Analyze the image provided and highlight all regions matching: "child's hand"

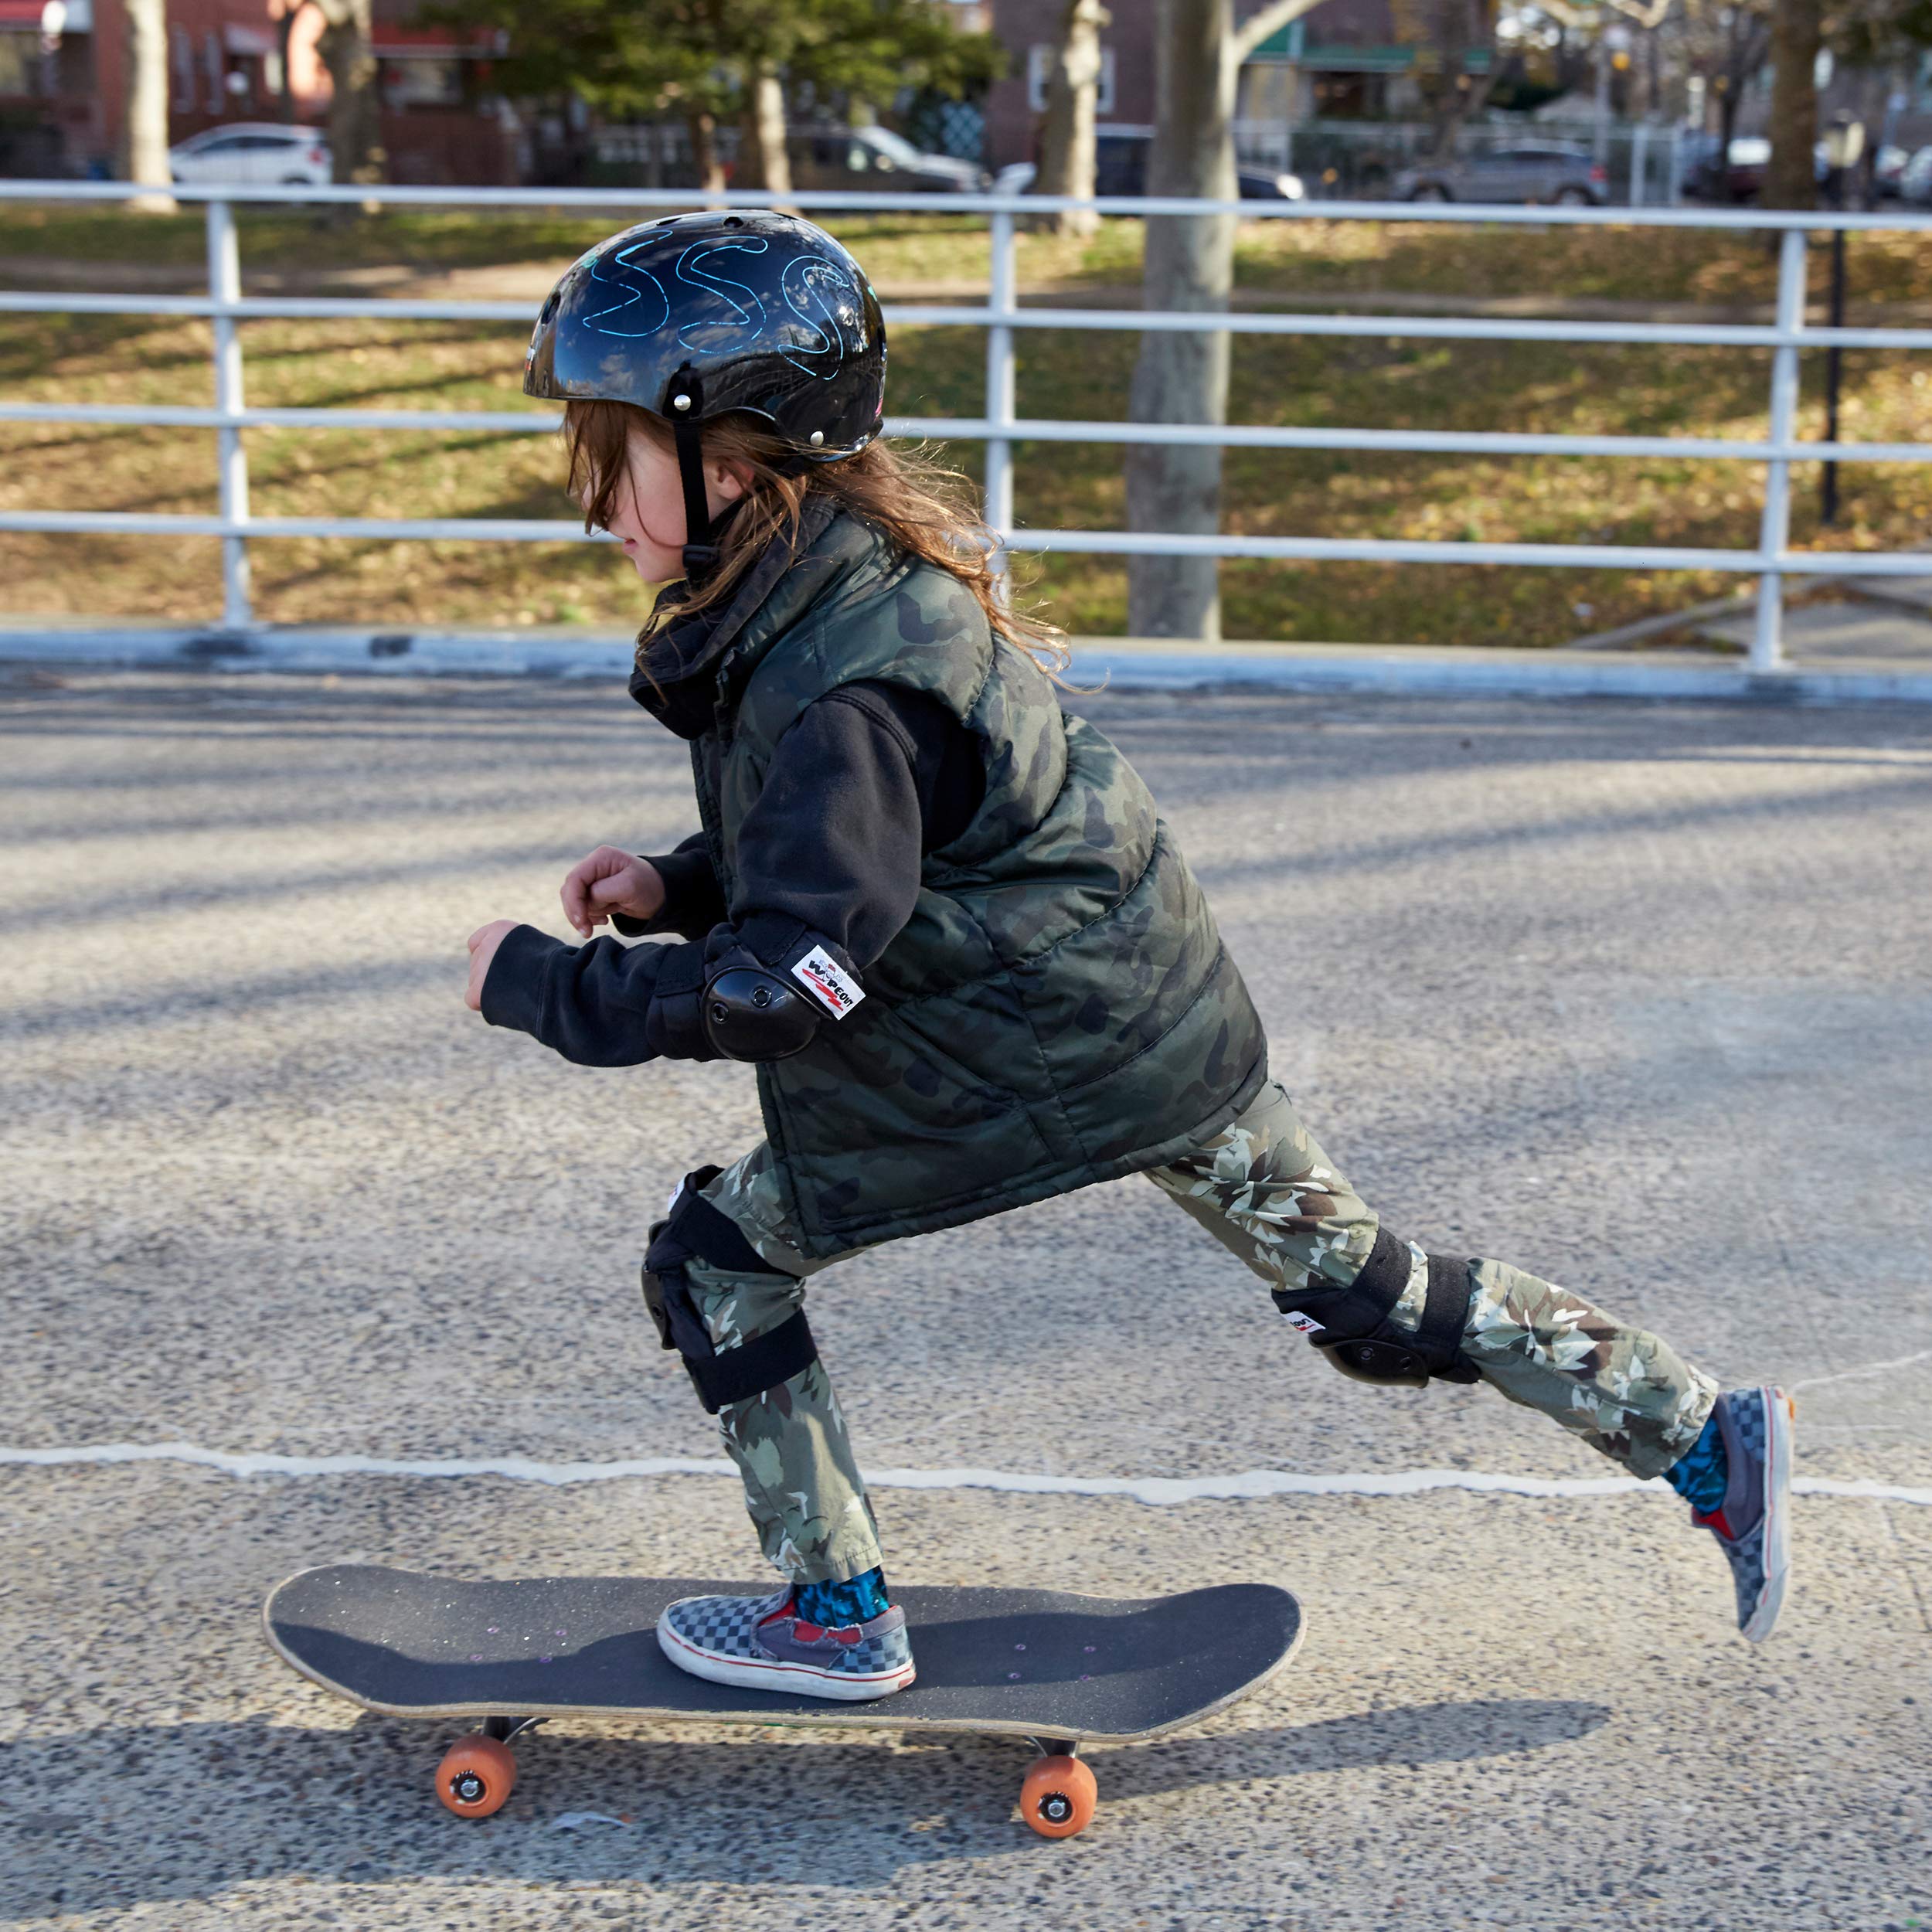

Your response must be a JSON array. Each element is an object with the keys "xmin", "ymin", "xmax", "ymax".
[
  {"xmin": 464, "ymin": 919, "xmax": 517, "ymax": 1012},
  {"xmin": 560, "ymin": 846, "xmax": 666, "ymax": 938}
]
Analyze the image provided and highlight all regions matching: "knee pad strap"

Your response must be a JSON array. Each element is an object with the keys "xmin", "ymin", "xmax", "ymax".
[
  {"xmin": 641, "ymin": 1167, "xmax": 815, "ymax": 1414},
  {"xmin": 1273, "ymin": 1229, "xmax": 1479, "ymax": 1389}
]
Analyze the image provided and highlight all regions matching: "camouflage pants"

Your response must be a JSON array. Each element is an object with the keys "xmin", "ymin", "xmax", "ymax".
[{"xmin": 678, "ymin": 1076, "xmax": 1719, "ymax": 1587}]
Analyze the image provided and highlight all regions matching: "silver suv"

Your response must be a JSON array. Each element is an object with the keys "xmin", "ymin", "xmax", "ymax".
[{"xmin": 1393, "ymin": 142, "xmax": 1606, "ymax": 206}]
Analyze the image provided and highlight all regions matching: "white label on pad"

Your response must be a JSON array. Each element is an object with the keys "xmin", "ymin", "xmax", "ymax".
[{"xmin": 791, "ymin": 945, "xmax": 866, "ymax": 1020}]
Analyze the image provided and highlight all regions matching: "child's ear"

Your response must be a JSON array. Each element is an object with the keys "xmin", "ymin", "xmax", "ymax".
[{"xmin": 710, "ymin": 459, "xmax": 750, "ymax": 506}]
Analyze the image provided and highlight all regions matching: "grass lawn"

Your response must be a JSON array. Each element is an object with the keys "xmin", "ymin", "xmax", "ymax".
[{"xmin": 1, "ymin": 209, "xmax": 1927, "ymax": 644}]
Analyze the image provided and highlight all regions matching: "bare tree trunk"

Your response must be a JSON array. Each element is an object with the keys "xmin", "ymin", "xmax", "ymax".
[
  {"xmin": 1393, "ymin": 0, "xmax": 1498, "ymax": 164},
  {"xmin": 1125, "ymin": 0, "xmax": 1236, "ymax": 641},
  {"xmin": 740, "ymin": 64, "xmax": 793, "ymax": 198},
  {"xmin": 1031, "ymin": 0, "xmax": 1108, "ymax": 238},
  {"xmin": 1121, "ymin": 0, "xmax": 1323, "ymax": 639},
  {"xmin": 1765, "ymin": 0, "xmax": 1819, "ymax": 209},
  {"xmin": 316, "ymin": 0, "xmax": 386, "ymax": 195},
  {"xmin": 122, "ymin": 0, "xmax": 175, "ymax": 213},
  {"xmin": 1716, "ymin": 80, "xmax": 1739, "ymax": 195},
  {"xmin": 688, "ymin": 107, "xmax": 725, "ymax": 195},
  {"xmin": 276, "ymin": 6, "xmax": 298, "ymax": 125}
]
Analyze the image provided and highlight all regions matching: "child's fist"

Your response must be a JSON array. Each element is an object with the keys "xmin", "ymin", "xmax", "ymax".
[
  {"xmin": 560, "ymin": 846, "xmax": 666, "ymax": 938},
  {"xmin": 465, "ymin": 919, "xmax": 517, "ymax": 1012}
]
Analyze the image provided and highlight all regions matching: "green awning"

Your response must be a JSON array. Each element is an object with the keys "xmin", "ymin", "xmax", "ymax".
[{"xmin": 1246, "ymin": 36, "xmax": 1492, "ymax": 74}]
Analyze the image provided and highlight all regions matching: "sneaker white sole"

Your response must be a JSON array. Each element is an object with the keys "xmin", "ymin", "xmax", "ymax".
[
  {"xmin": 655, "ymin": 1616, "xmax": 916, "ymax": 1702},
  {"xmin": 1741, "ymin": 1384, "xmax": 1793, "ymax": 1644}
]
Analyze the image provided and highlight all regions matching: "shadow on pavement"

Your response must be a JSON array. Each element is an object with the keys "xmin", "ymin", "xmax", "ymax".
[{"xmin": 0, "ymin": 1696, "xmax": 1607, "ymax": 1917}]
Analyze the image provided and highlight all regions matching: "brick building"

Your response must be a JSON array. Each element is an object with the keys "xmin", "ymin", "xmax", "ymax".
[
  {"xmin": 0, "ymin": 0, "xmax": 513, "ymax": 180},
  {"xmin": 980, "ymin": 0, "xmax": 1430, "ymax": 172}
]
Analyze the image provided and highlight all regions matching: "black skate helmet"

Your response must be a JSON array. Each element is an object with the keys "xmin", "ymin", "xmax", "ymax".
[{"xmin": 524, "ymin": 209, "xmax": 887, "ymax": 579}]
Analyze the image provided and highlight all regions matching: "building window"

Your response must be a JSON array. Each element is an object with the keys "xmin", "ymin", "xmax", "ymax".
[
  {"xmin": 202, "ymin": 28, "xmax": 222, "ymax": 113},
  {"xmin": 379, "ymin": 55, "xmax": 465, "ymax": 107},
  {"xmin": 1026, "ymin": 43, "xmax": 1115, "ymax": 116},
  {"xmin": 0, "ymin": 33, "xmax": 37, "ymax": 94},
  {"xmin": 170, "ymin": 24, "xmax": 192, "ymax": 107}
]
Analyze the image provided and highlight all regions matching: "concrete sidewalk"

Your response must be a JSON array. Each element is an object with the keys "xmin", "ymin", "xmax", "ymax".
[
  {"xmin": 1694, "ymin": 570, "xmax": 1932, "ymax": 671},
  {"xmin": 9, "ymin": 617, "xmax": 1932, "ymax": 705}
]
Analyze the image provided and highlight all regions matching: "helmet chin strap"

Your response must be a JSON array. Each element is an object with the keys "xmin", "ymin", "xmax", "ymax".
[{"xmin": 665, "ymin": 371, "xmax": 717, "ymax": 583}]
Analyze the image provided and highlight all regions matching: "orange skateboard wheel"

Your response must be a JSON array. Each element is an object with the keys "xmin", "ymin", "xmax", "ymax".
[
  {"xmin": 435, "ymin": 1733, "xmax": 516, "ymax": 1818},
  {"xmin": 1020, "ymin": 1753, "xmax": 1097, "ymax": 1838}
]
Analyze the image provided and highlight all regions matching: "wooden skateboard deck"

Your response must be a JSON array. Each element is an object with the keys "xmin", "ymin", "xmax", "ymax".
[{"xmin": 264, "ymin": 1565, "xmax": 1304, "ymax": 1836}]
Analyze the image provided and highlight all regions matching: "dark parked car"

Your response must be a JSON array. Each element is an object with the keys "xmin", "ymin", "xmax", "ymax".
[{"xmin": 995, "ymin": 128, "xmax": 1304, "ymax": 202}]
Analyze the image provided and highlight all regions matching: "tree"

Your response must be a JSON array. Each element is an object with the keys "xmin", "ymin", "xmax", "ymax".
[
  {"xmin": 1765, "ymin": 0, "xmax": 1821, "ymax": 208},
  {"xmin": 433, "ymin": 0, "xmax": 1000, "ymax": 195},
  {"xmin": 314, "ymin": 0, "xmax": 387, "ymax": 188},
  {"xmin": 1030, "ymin": 0, "xmax": 1110, "ymax": 237},
  {"xmin": 741, "ymin": 61, "xmax": 792, "ymax": 196},
  {"xmin": 1672, "ymin": 0, "xmax": 1774, "ymax": 163},
  {"xmin": 1124, "ymin": 0, "xmax": 1323, "ymax": 643},
  {"xmin": 1827, "ymin": 0, "xmax": 1932, "ymax": 64},
  {"xmin": 122, "ymin": 0, "xmax": 175, "ymax": 210},
  {"xmin": 1389, "ymin": 0, "xmax": 1508, "ymax": 161}
]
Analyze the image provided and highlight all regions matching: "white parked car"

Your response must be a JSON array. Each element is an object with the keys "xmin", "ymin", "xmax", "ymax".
[{"xmin": 169, "ymin": 124, "xmax": 333, "ymax": 188}]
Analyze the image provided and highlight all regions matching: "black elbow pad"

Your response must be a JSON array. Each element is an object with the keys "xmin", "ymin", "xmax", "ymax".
[{"xmin": 702, "ymin": 964, "xmax": 821, "ymax": 1061}]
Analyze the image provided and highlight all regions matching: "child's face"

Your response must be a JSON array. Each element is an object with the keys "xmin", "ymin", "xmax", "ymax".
[{"xmin": 593, "ymin": 427, "xmax": 748, "ymax": 584}]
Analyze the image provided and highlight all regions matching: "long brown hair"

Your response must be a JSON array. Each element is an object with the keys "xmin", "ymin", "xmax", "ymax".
[{"xmin": 563, "ymin": 399, "xmax": 1070, "ymax": 681}]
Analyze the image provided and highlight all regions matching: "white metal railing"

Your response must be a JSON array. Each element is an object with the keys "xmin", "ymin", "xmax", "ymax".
[{"xmin": 2, "ymin": 178, "xmax": 1931, "ymax": 668}]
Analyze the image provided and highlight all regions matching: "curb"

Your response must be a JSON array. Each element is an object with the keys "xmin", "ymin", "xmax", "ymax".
[{"xmin": 7, "ymin": 623, "xmax": 1932, "ymax": 707}]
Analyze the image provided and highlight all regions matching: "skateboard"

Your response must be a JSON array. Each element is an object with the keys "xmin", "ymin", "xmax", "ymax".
[{"xmin": 264, "ymin": 1565, "xmax": 1304, "ymax": 1837}]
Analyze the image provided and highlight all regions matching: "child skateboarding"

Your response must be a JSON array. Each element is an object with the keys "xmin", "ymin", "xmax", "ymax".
[{"xmin": 464, "ymin": 211, "xmax": 1792, "ymax": 1702}]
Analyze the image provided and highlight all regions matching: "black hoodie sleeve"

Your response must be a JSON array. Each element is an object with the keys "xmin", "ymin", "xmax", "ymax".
[
  {"xmin": 611, "ymin": 832, "xmax": 727, "ymax": 942},
  {"xmin": 479, "ymin": 918, "xmax": 716, "ymax": 1067},
  {"xmin": 478, "ymin": 683, "xmax": 971, "ymax": 1067}
]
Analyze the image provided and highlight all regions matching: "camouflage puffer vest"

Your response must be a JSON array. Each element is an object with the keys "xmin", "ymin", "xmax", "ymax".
[{"xmin": 689, "ymin": 509, "xmax": 1268, "ymax": 1260}]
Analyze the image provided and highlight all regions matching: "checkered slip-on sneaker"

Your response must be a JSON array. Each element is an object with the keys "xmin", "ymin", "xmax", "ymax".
[
  {"xmin": 657, "ymin": 1588, "xmax": 917, "ymax": 1701},
  {"xmin": 1694, "ymin": 1386, "xmax": 1794, "ymax": 1643}
]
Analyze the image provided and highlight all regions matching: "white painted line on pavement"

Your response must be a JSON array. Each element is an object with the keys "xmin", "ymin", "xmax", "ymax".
[
  {"xmin": 1789, "ymin": 1349, "xmax": 1932, "ymax": 1393},
  {"xmin": 2, "ymin": 1440, "xmax": 1929, "ymax": 1506}
]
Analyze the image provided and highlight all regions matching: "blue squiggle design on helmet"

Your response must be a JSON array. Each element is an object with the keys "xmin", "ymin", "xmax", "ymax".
[
  {"xmin": 580, "ymin": 238, "xmax": 671, "ymax": 339},
  {"xmin": 675, "ymin": 236, "xmax": 770, "ymax": 349},
  {"xmin": 777, "ymin": 257, "xmax": 858, "ymax": 381}
]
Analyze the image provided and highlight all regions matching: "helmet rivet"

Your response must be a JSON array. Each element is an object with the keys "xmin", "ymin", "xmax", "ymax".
[
  {"xmin": 672, "ymin": 393, "xmax": 692, "ymax": 412},
  {"xmin": 808, "ymin": 430, "xmax": 825, "ymax": 447}
]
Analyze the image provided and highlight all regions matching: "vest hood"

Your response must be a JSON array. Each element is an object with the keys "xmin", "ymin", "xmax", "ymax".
[{"xmin": 630, "ymin": 493, "xmax": 852, "ymax": 731}]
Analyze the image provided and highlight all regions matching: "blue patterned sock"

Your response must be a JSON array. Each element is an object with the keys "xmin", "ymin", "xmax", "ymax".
[
  {"xmin": 794, "ymin": 1567, "xmax": 890, "ymax": 1628},
  {"xmin": 1664, "ymin": 1407, "xmax": 1729, "ymax": 1514}
]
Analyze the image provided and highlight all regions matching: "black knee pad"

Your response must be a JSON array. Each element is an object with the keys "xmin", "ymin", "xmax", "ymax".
[
  {"xmin": 640, "ymin": 1165, "xmax": 818, "ymax": 1415},
  {"xmin": 1271, "ymin": 1228, "xmax": 1480, "ymax": 1389}
]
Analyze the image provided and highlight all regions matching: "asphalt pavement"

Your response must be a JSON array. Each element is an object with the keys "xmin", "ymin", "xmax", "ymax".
[{"xmin": 3, "ymin": 666, "xmax": 1930, "ymax": 1930}]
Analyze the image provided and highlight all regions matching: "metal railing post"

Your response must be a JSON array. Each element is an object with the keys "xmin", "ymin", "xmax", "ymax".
[
  {"xmin": 206, "ymin": 196, "xmax": 252, "ymax": 630},
  {"xmin": 983, "ymin": 206, "xmax": 1016, "ymax": 595},
  {"xmin": 1750, "ymin": 226, "xmax": 1808, "ymax": 674}
]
